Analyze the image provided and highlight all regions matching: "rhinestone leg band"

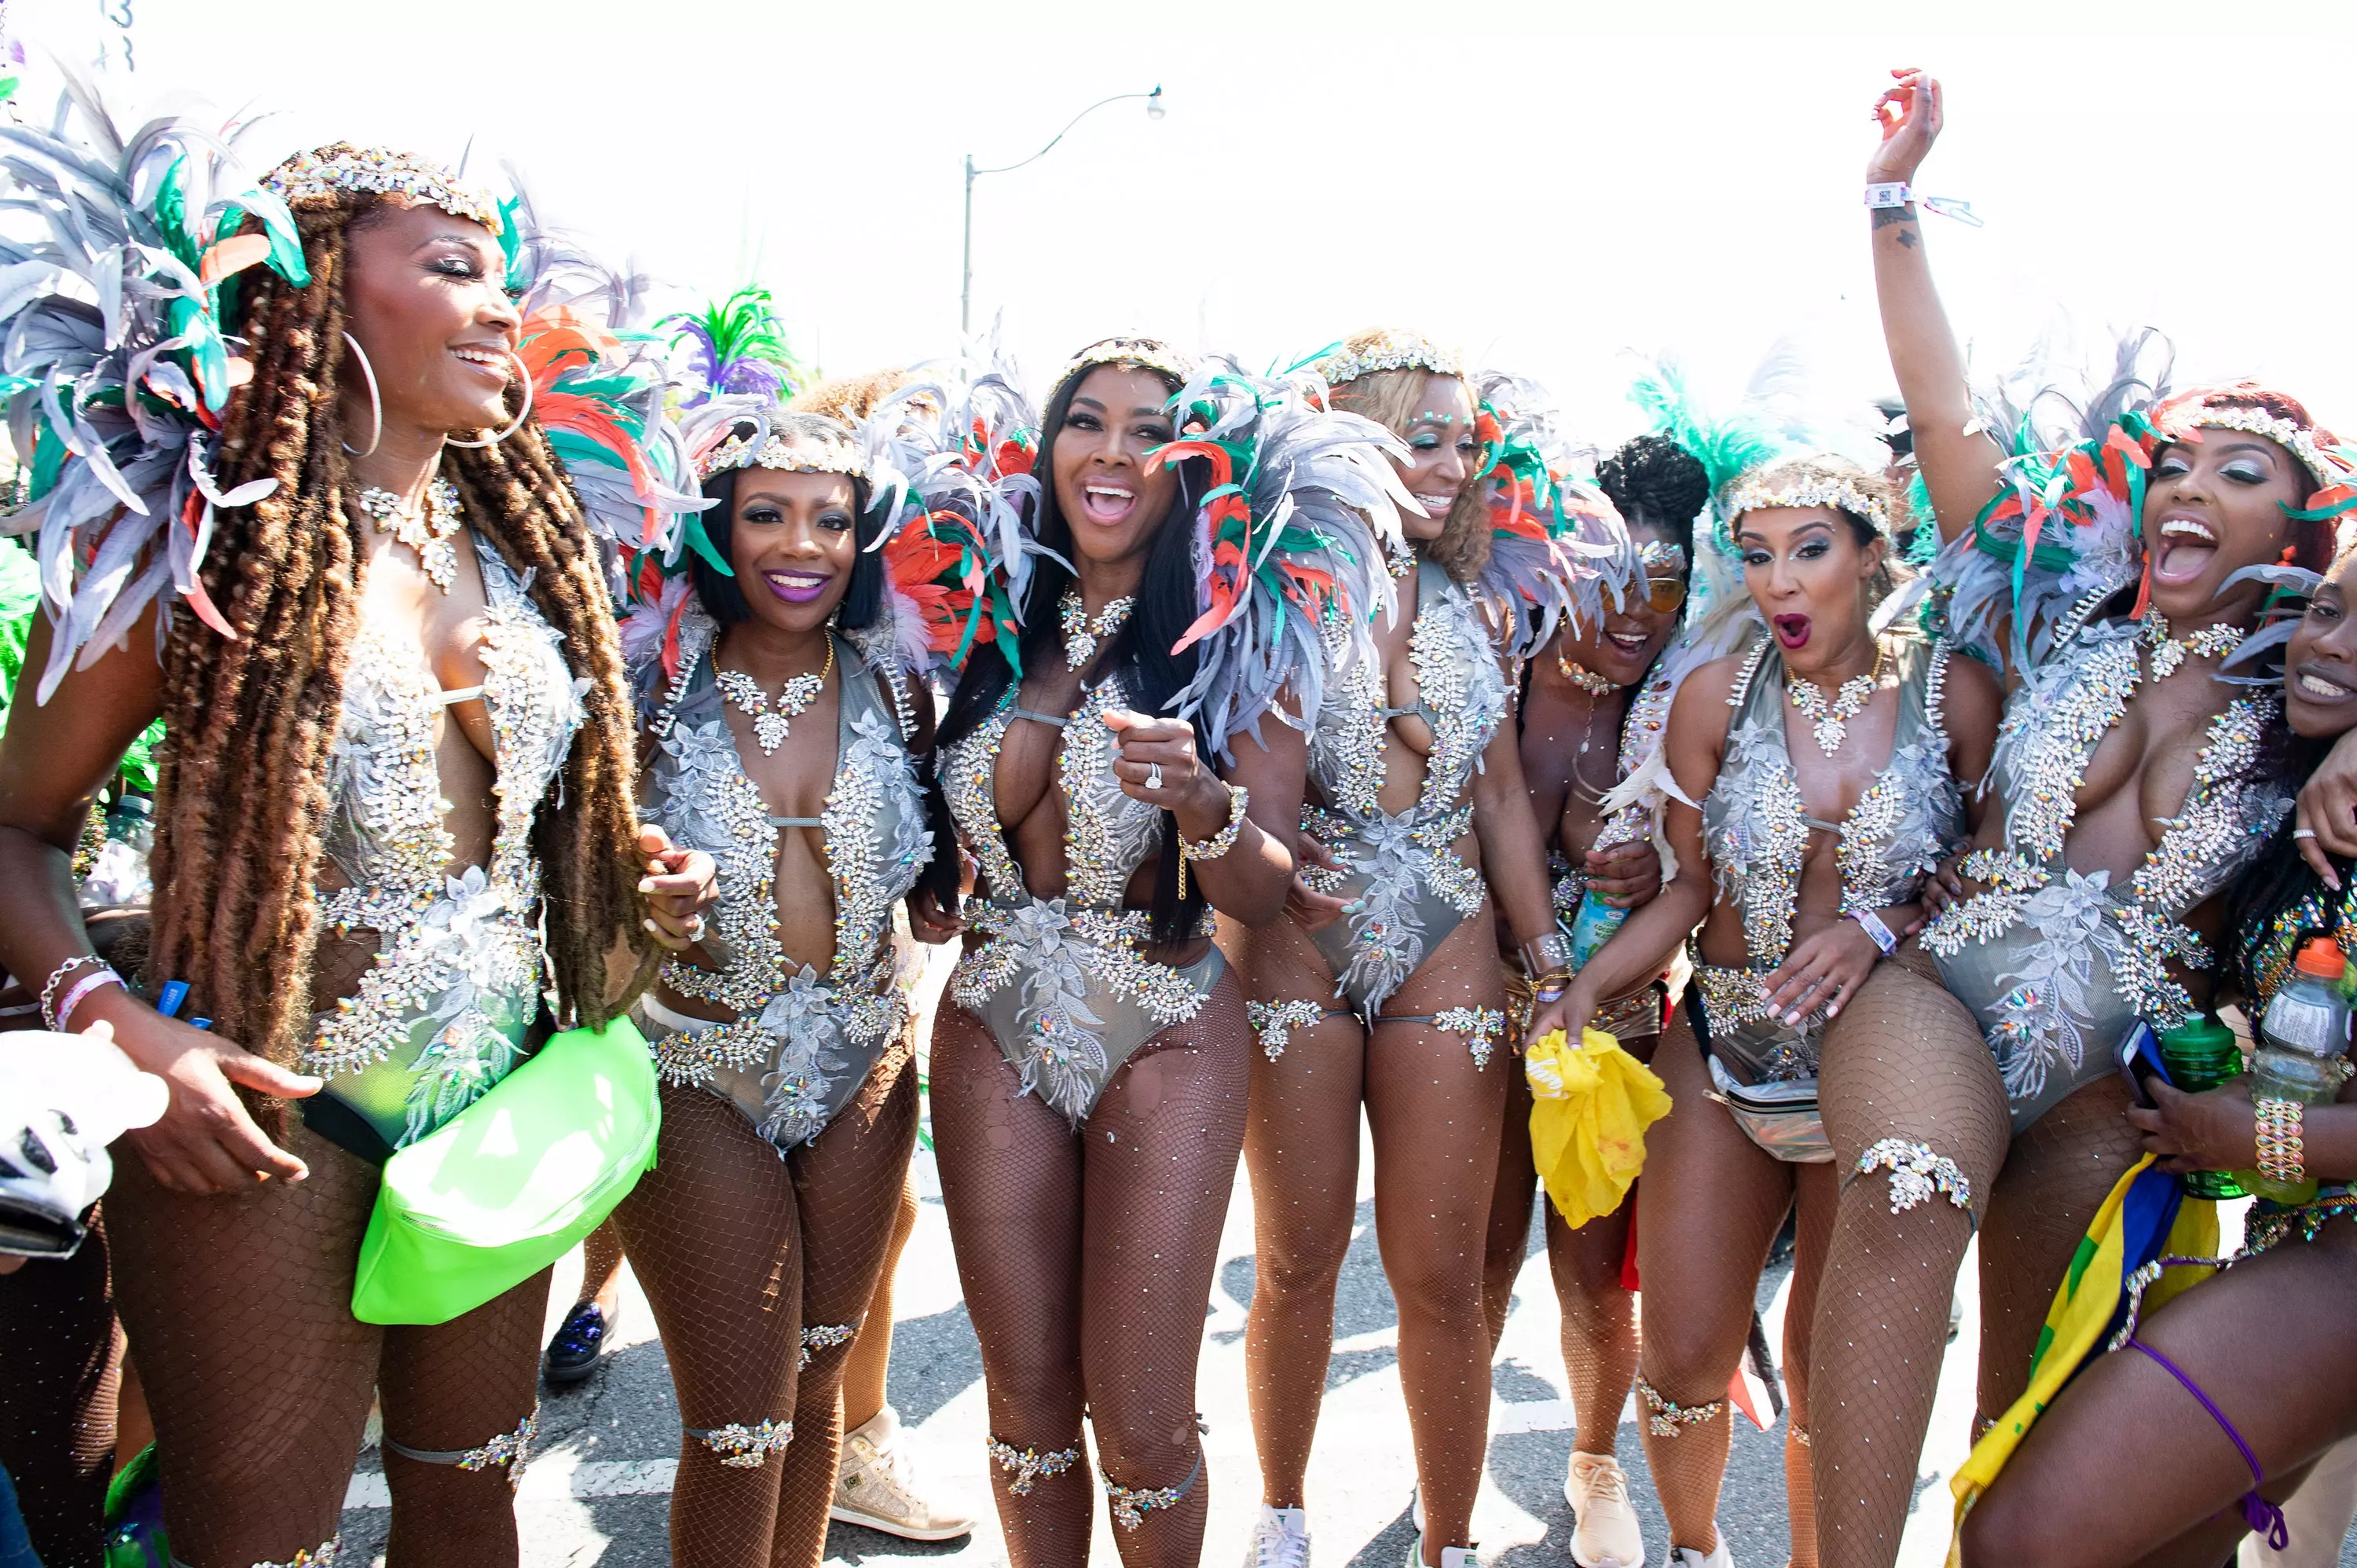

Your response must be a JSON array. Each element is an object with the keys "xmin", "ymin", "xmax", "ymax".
[
  {"xmin": 1638, "ymin": 1375, "xmax": 1725, "ymax": 1438},
  {"xmin": 175, "ymin": 1540, "xmax": 341, "ymax": 1568},
  {"xmin": 1105, "ymin": 1453, "xmax": 1203, "ymax": 1530},
  {"xmin": 383, "ymin": 1408, "xmax": 539, "ymax": 1492},
  {"xmin": 687, "ymin": 1418, "xmax": 794, "ymax": 1467},
  {"xmin": 987, "ymin": 1435, "xmax": 1085, "ymax": 1495},
  {"xmin": 1851, "ymin": 1138, "xmax": 1974, "ymax": 1218},
  {"xmin": 799, "ymin": 1320, "xmax": 861, "ymax": 1370}
]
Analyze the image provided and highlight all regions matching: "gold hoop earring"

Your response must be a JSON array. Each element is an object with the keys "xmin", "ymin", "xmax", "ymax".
[
  {"xmin": 445, "ymin": 349, "xmax": 533, "ymax": 449},
  {"xmin": 340, "ymin": 331, "xmax": 382, "ymax": 457}
]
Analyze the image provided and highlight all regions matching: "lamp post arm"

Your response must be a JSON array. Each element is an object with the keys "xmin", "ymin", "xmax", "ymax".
[
  {"xmin": 962, "ymin": 86, "xmax": 1160, "ymax": 335},
  {"xmin": 970, "ymin": 89, "xmax": 1160, "ymax": 178}
]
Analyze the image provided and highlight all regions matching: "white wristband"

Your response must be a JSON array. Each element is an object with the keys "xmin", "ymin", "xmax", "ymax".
[
  {"xmin": 1850, "ymin": 908, "xmax": 1899, "ymax": 958},
  {"xmin": 1865, "ymin": 181, "xmax": 1914, "ymax": 209}
]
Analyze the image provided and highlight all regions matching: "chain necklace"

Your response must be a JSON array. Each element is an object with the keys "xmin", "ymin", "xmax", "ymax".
[
  {"xmin": 1556, "ymin": 653, "xmax": 1620, "ymax": 697},
  {"xmin": 1059, "ymin": 589, "xmax": 1135, "ymax": 670},
  {"xmin": 714, "ymin": 637, "xmax": 835, "ymax": 755},
  {"xmin": 1785, "ymin": 637, "xmax": 1886, "ymax": 757},
  {"xmin": 355, "ymin": 477, "xmax": 462, "ymax": 593},
  {"xmin": 2139, "ymin": 613, "xmax": 2243, "ymax": 682}
]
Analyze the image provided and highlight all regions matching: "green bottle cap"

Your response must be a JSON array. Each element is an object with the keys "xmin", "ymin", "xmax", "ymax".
[{"xmin": 2159, "ymin": 1015, "xmax": 2242, "ymax": 1089}]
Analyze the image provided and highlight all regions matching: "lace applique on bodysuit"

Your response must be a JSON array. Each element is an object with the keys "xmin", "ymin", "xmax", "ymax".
[
  {"xmin": 639, "ymin": 610, "xmax": 930, "ymax": 1151},
  {"xmin": 302, "ymin": 531, "xmax": 586, "ymax": 1149},
  {"xmin": 1697, "ymin": 636, "xmax": 1963, "ymax": 1083},
  {"xmin": 944, "ymin": 669, "xmax": 1220, "ymax": 1123},
  {"xmin": 1923, "ymin": 614, "xmax": 2292, "ymax": 1128},
  {"xmin": 1298, "ymin": 562, "xmax": 1508, "ymax": 1013}
]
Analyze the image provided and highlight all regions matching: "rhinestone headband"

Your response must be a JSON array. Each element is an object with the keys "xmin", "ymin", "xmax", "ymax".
[
  {"xmin": 263, "ymin": 145, "xmax": 502, "ymax": 233},
  {"xmin": 696, "ymin": 423, "xmax": 866, "ymax": 483},
  {"xmin": 1056, "ymin": 337, "xmax": 1195, "ymax": 391},
  {"xmin": 1722, "ymin": 475, "xmax": 1896, "ymax": 540},
  {"xmin": 1317, "ymin": 332, "xmax": 1464, "ymax": 389},
  {"xmin": 2180, "ymin": 408, "xmax": 2343, "ymax": 491}
]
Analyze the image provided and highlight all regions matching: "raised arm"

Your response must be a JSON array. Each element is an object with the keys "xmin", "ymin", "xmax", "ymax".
[{"xmin": 1868, "ymin": 68, "xmax": 2007, "ymax": 541}]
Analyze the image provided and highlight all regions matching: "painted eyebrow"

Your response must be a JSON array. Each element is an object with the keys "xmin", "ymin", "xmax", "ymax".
[
  {"xmin": 2212, "ymin": 441, "xmax": 2279, "ymax": 460},
  {"xmin": 1735, "ymin": 518, "xmax": 1836, "ymax": 544}
]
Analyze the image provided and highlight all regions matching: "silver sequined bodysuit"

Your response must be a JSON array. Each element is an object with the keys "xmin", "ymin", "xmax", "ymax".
[
  {"xmin": 636, "ymin": 613, "xmax": 931, "ymax": 1152},
  {"xmin": 1300, "ymin": 561, "xmax": 1509, "ymax": 1016},
  {"xmin": 943, "ymin": 669, "xmax": 1225, "ymax": 1124},
  {"xmin": 301, "ymin": 531, "xmax": 587, "ymax": 1152},
  {"xmin": 1923, "ymin": 614, "xmax": 2293, "ymax": 1131},
  {"xmin": 1696, "ymin": 636, "xmax": 1964, "ymax": 1086}
]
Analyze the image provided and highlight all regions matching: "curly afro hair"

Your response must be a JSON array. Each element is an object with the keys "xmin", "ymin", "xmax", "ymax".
[{"xmin": 1596, "ymin": 434, "xmax": 1710, "ymax": 560}]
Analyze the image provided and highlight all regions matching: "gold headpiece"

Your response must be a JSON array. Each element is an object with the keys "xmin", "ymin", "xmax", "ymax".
[
  {"xmin": 1317, "ymin": 331, "xmax": 1463, "ymax": 389},
  {"xmin": 262, "ymin": 145, "xmax": 503, "ymax": 233},
  {"xmin": 1055, "ymin": 336, "xmax": 1196, "ymax": 391}
]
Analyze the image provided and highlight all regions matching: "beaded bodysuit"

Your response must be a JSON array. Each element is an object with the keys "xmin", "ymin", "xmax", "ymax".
[
  {"xmin": 637, "ymin": 613, "xmax": 930, "ymax": 1152},
  {"xmin": 1301, "ymin": 562, "xmax": 1508, "ymax": 1012},
  {"xmin": 944, "ymin": 671, "xmax": 1223, "ymax": 1123},
  {"xmin": 302, "ymin": 531, "xmax": 586, "ymax": 1152},
  {"xmin": 1696, "ymin": 636, "xmax": 1963, "ymax": 1086},
  {"xmin": 1923, "ymin": 613, "xmax": 2292, "ymax": 1131}
]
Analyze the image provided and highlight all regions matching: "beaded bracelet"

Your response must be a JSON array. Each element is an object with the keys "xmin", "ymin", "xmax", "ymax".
[
  {"xmin": 53, "ymin": 966, "xmax": 124, "ymax": 1032},
  {"xmin": 1178, "ymin": 786, "xmax": 1249, "ymax": 899},
  {"xmin": 2255, "ymin": 1097, "xmax": 2307, "ymax": 1186},
  {"xmin": 38, "ymin": 954, "xmax": 104, "ymax": 1031}
]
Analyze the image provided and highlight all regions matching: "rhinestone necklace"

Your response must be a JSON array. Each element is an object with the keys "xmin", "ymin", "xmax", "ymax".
[
  {"xmin": 356, "ymin": 478, "xmax": 462, "ymax": 593},
  {"xmin": 1059, "ymin": 589, "xmax": 1135, "ymax": 671},
  {"xmin": 2140, "ymin": 613, "xmax": 2243, "ymax": 682},
  {"xmin": 1556, "ymin": 653, "xmax": 1621, "ymax": 697},
  {"xmin": 714, "ymin": 637, "xmax": 834, "ymax": 755},
  {"xmin": 1786, "ymin": 637, "xmax": 1886, "ymax": 757}
]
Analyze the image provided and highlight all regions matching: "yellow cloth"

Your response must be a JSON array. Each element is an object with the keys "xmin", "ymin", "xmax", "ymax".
[
  {"xmin": 1944, "ymin": 1153, "xmax": 2220, "ymax": 1565},
  {"xmin": 1524, "ymin": 1028, "xmax": 1671, "ymax": 1229}
]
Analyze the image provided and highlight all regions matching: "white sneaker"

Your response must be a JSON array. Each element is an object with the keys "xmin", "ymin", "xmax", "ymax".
[
  {"xmin": 1667, "ymin": 1530, "xmax": 1732, "ymax": 1568},
  {"xmin": 830, "ymin": 1406, "xmax": 974, "ymax": 1541},
  {"xmin": 1405, "ymin": 1533, "xmax": 1478, "ymax": 1568},
  {"xmin": 1564, "ymin": 1452, "xmax": 1645, "ymax": 1568},
  {"xmin": 1249, "ymin": 1505, "xmax": 1310, "ymax": 1568}
]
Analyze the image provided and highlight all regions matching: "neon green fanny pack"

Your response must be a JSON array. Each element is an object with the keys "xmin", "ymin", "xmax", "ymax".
[{"xmin": 351, "ymin": 1015, "xmax": 660, "ymax": 1326}]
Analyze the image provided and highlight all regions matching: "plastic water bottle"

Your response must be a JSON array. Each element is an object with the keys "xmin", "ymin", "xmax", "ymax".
[
  {"xmin": 1567, "ymin": 890, "xmax": 1626, "ymax": 971},
  {"xmin": 2156, "ymin": 1015, "xmax": 2245, "ymax": 1200},
  {"xmin": 2238, "ymin": 937, "xmax": 2352, "ymax": 1205}
]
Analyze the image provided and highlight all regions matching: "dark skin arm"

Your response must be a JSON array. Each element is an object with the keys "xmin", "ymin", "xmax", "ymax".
[
  {"xmin": 1105, "ymin": 703, "xmax": 1303, "ymax": 929},
  {"xmin": 0, "ymin": 606, "xmax": 322, "ymax": 1193},
  {"xmin": 2132, "ymin": 1072, "xmax": 2357, "ymax": 1180}
]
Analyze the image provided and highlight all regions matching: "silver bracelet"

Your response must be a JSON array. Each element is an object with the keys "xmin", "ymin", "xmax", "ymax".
[
  {"xmin": 53, "ymin": 967, "xmax": 124, "ymax": 1031},
  {"xmin": 1519, "ymin": 931, "xmax": 1574, "ymax": 980},
  {"xmin": 38, "ymin": 954, "xmax": 104, "ymax": 1032},
  {"xmin": 1850, "ymin": 908, "xmax": 1899, "ymax": 958},
  {"xmin": 1182, "ymin": 786, "xmax": 1249, "ymax": 863}
]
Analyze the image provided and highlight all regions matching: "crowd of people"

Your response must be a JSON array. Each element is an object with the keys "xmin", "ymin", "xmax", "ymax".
[{"xmin": 1, "ymin": 59, "xmax": 2355, "ymax": 1568}]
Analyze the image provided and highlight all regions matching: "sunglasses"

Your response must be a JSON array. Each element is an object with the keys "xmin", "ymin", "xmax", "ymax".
[{"xmin": 1641, "ymin": 574, "xmax": 1688, "ymax": 615}]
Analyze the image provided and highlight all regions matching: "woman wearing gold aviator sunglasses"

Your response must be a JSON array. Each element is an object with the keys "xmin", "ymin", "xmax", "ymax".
[{"xmin": 1481, "ymin": 431, "xmax": 1706, "ymax": 1568}]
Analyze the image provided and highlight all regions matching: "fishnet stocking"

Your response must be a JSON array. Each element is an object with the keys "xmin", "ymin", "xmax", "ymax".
[
  {"xmin": 1781, "ymin": 1152, "xmax": 1836, "ymax": 1568},
  {"xmin": 1484, "ymin": 1061, "xmax": 1539, "ymax": 1352},
  {"xmin": 612, "ymin": 1042, "xmax": 918, "ymax": 1568},
  {"xmin": 840, "ymin": 1167, "xmax": 921, "ymax": 1432},
  {"xmin": 930, "ymin": 972, "xmax": 1249, "ymax": 1568},
  {"xmin": 1635, "ymin": 1008, "xmax": 1830, "ymax": 1558},
  {"xmin": 0, "ymin": 1208, "xmax": 118, "ymax": 1568},
  {"xmin": 1238, "ymin": 910, "xmax": 1511, "ymax": 1560},
  {"xmin": 1976, "ymin": 1075, "xmax": 2143, "ymax": 1423},
  {"xmin": 577, "ymin": 1218, "xmax": 626, "ymax": 1310},
  {"xmin": 107, "ymin": 1120, "xmax": 541, "ymax": 1568},
  {"xmin": 1810, "ymin": 944, "xmax": 2009, "ymax": 1568}
]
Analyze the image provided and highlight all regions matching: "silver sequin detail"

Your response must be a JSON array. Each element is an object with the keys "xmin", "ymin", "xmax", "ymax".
[
  {"xmin": 1854, "ymin": 1138, "xmax": 1971, "ymax": 1214},
  {"xmin": 799, "ymin": 1321, "xmax": 860, "ymax": 1369},
  {"xmin": 987, "ymin": 1436, "xmax": 1084, "ymax": 1495},
  {"xmin": 1433, "ymin": 1006, "xmax": 1505, "ymax": 1069},
  {"xmin": 692, "ymin": 1419, "xmax": 793, "ymax": 1467},
  {"xmin": 252, "ymin": 1540, "xmax": 340, "ymax": 1568},
  {"xmin": 1637, "ymin": 1375, "xmax": 1723, "ymax": 1438},
  {"xmin": 1248, "ymin": 998, "xmax": 1325, "ymax": 1061}
]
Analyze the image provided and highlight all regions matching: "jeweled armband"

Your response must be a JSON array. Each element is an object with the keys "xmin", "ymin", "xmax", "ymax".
[{"xmin": 1178, "ymin": 786, "xmax": 1249, "ymax": 899}]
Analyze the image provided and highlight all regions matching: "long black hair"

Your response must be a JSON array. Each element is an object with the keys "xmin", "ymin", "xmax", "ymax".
[
  {"xmin": 2226, "ymin": 729, "xmax": 2344, "ymax": 1002},
  {"xmin": 933, "ymin": 360, "xmax": 1213, "ymax": 947}
]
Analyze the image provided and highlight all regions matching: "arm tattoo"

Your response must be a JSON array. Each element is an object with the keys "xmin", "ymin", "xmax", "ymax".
[{"xmin": 1871, "ymin": 205, "xmax": 1919, "ymax": 235}]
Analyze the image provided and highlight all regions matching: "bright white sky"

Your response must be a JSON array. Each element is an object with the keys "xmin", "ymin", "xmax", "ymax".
[{"xmin": 11, "ymin": 0, "xmax": 2356, "ymax": 451}]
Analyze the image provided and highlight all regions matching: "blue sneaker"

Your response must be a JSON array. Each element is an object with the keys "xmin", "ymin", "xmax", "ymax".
[{"xmin": 544, "ymin": 1300, "xmax": 617, "ymax": 1386}]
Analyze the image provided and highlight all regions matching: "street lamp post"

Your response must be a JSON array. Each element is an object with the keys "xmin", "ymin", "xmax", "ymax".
[{"xmin": 961, "ymin": 85, "xmax": 1164, "ymax": 335}]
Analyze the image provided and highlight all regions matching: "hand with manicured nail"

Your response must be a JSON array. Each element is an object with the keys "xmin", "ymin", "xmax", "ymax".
[
  {"xmin": 636, "ymin": 822, "xmax": 718, "ymax": 953},
  {"xmin": 1285, "ymin": 833, "xmax": 1352, "ymax": 932}
]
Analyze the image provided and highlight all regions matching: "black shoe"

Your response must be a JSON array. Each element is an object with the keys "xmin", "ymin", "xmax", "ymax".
[{"xmin": 544, "ymin": 1300, "xmax": 616, "ymax": 1386}]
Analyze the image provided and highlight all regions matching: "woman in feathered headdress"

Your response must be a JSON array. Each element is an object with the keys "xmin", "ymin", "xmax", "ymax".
[
  {"xmin": 0, "ymin": 107, "xmax": 714, "ymax": 1565},
  {"xmin": 1868, "ymin": 68, "xmax": 2340, "ymax": 1546},
  {"xmin": 1478, "ymin": 419, "xmax": 1708, "ymax": 1568},
  {"xmin": 607, "ymin": 301, "xmax": 974, "ymax": 1565},
  {"xmin": 1232, "ymin": 329, "xmax": 1574, "ymax": 1568},
  {"xmin": 922, "ymin": 337, "xmax": 1398, "ymax": 1563}
]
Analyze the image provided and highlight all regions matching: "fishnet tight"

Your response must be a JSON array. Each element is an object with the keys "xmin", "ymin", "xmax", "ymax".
[
  {"xmin": 929, "ymin": 972, "xmax": 1250, "ymax": 1568},
  {"xmin": 1974, "ymin": 1074, "xmax": 2143, "ymax": 1424},
  {"xmin": 1484, "ymin": 1015, "xmax": 1654, "ymax": 1459},
  {"xmin": 0, "ymin": 1209, "xmax": 118, "ymax": 1568},
  {"xmin": 1635, "ymin": 1006, "xmax": 1836, "ymax": 1563},
  {"xmin": 1238, "ymin": 910, "xmax": 1512, "ymax": 1561},
  {"xmin": 1810, "ymin": 943, "xmax": 2009, "ymax": 1568},
  {"xmin": 611, "ymin": 1040, "xmax": 918, "ymax": 1568},
  {"xmin": 104, "ymin": 1120, "xmax": 546, "ymax": 1568},
  {"xmin": 840, "ymin": 1167, "xmax": 922, "ymax": 1432}
]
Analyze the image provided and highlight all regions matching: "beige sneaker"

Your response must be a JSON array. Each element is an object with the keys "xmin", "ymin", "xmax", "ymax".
[
  {"xmin": 1565, "ymin": 1451, "xmax": 1646, "ymax": 1568},
  {"xmin": 831, "ymin": 1406, "xmax": 974, "ymax": 1541}
]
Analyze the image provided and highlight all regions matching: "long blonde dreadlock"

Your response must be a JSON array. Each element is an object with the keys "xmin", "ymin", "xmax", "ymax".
[{"xmin": 143, "ymin": 169, "xmax": 653, "ymax": 1068}]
